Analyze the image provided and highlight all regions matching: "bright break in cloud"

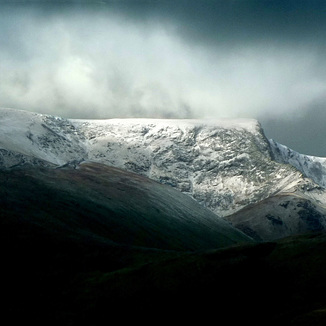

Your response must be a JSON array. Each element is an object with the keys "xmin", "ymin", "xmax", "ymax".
[{"xmin": 1, "ymin": 1, "xmax": 326, "ymax": 155}]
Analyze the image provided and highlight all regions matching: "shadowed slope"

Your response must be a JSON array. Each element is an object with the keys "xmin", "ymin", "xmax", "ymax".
[
  {"xmin": 0, "ymin": 162, "xmax": 251, "ymax": 251},
  {"xmin": 2, "ymin": 222, "xmax": 326, "ymax": 325},
  {"xmin": 1, "ymin": 163, "xmax": 326, "ymax": 325},
  {"xmin": 73, "ymin": 232, "xmax": 326, "ymax": 325}
]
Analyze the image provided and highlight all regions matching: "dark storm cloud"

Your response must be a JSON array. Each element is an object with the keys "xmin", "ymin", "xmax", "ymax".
[
  {"xmin": 101, "ymin": 0, "xmax": 326, "ymax": 45},
  {"xmin": 4, "ymin": 0, "xmax": 326, "ymax": 45},
  {"xmin": 260, "ymin": 98, "xmax": 326, "ymax": 157},
  {"xmin": 0, "ymin": 1, "xmax": 326, "ymax": 155}
]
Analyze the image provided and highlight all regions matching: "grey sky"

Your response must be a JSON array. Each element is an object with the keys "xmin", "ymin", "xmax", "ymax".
[{"xmin": 1, "ymin": 1, "xmax": 326, "ymax": 155}]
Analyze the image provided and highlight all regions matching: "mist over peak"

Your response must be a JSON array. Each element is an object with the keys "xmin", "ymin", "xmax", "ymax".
[{"xmin": 1, "ymin": 1, "xmax": 326, "ymax": 155}]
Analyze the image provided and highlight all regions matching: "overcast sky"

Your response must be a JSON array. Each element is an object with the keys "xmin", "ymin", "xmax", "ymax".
[{"xmin": 1, "ymin": 0, "xmax": 326, "ymax": 155}]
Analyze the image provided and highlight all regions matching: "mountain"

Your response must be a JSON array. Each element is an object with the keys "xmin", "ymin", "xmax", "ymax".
[
  {"xmin": 3, "ymin": 107, "xmax": 326, "ymax": 325},
  {"xmin": 1, "ymin": 107, "xmax": 326, "ymax": 241},
  {"xmin": 72, "ymin": 116, "xmax": 299, "ymax": 217},
  {"xmin": 0, "ymin": 107, "xmax": 322, "ymax": 215}
]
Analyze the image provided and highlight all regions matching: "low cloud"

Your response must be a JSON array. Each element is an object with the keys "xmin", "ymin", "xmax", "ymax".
[{"xmin": 0, "ymin": 4, "xmax": 326, "ymax": 124}]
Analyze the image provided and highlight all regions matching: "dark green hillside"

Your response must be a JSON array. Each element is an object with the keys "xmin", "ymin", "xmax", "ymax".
[
  {"xmin": 2, "ymin": 221, "xmax": 326, "ymax": 325},
  {"xmin": 0, "ymin": 162, "xmax": 250, "ymax": 251},
  {"xmin": 68, "ymin": 232, "xmax": 326, "ymax": 325},
  {"xmin": 2, "ymin": 163, "xmax": 326, "ymax": 325}
]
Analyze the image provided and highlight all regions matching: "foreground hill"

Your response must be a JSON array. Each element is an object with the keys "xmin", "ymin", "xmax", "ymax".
[
  {"xmin": 1, "ymin": 161, "xmax": 325, "ymax": 325},
  {"xmin": 2, "ymin": 215, "xmax": 326, "ymax": 325},
  {"xmin": 0, "ymin": 162, "xmax": 251, "ymax": 251}
]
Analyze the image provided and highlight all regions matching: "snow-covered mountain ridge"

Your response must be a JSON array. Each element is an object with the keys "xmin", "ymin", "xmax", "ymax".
[
  {"xmin": 269, "ymin": 139, "xmax": 326, "ymax": 188},
  {"xmin": 0, "ymin": 108, "xmax": 87, "ymax": 167},
  {"xmin": 1, "ymin": 107, "xmax": 325, "ymax": 219}
]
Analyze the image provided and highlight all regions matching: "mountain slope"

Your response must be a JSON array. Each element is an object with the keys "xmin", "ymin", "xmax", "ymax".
[
  {"xmin": 3, "ymin": 216, "xmax": 326, "ymax": 326},
  {"xmin": 0, "ymin": 108, "xmax": 87, "ymax": 166},
  {"xmin": 225, "ymin": 193, "xmax": 326, "ymax": 241},
  {"xmin": 0, "ymin": 162, "xmax": 251, "ymax": 251}
]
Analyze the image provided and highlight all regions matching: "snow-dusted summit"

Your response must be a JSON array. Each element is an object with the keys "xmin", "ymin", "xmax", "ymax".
[
  {"xmin": 269, "ymin": 139, "xmax": 326, "ymax": 188},
  {"xmin": 0, "ymin": 108, "xmax": 87, "ymax": 167},
  {"xmin": 1, "ymin": 107, "xmax": 325, "ymax": 221}
]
